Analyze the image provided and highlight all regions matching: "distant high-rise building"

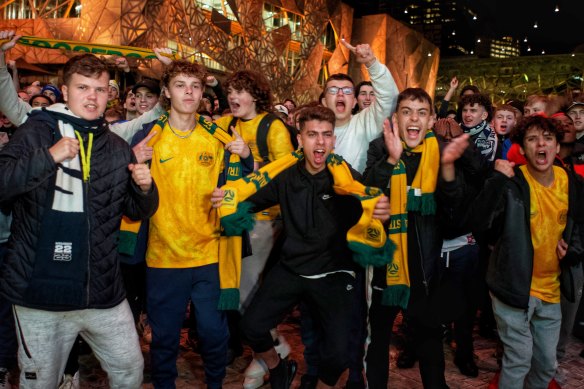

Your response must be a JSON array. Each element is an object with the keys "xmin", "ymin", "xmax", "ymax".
[
  {"xmin": 476, "ymin": 36, "xmax": 520, "ymax": 58},
  {"xmin": 344, "ymin": 0, "xmax": 477, "ymax": 56}
]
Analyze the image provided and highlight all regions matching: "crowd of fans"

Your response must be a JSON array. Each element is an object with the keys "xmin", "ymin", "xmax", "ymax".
[{"xmin": 0, "ymin": 28, "xmax": 583, "ymax": 389}]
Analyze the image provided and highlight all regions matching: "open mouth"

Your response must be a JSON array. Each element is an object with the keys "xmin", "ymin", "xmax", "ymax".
[
  {"xmin": 336, "ymin": 101, "xmax": 346, "ymax": 112},
  {"xmin": 313, "ymin": 148, "xmax": 326, "ymax": 163},
  {"xmin": 229, "ymin": 102, "xmax": 240, "ymax": 111},
  {"xmin": 406, "ymin": 126, "xmax": 421, "ymax": 139},
  {"xmin": 535, "ymin": 150, "xmax": 548, "ymax": 165}
]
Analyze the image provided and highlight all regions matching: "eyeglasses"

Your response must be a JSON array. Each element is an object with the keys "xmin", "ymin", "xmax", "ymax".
[{"xmin": 326, "ymin": 86, "xmax": 354, "ymax": 95}]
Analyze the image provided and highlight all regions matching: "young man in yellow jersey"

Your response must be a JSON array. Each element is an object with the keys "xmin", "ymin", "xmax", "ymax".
[
  {"xmin": 214, "ymin": 70, "xmax": 295, "ymax": 387},
  {"xmin": 472, "ymin": 115, "xmax": 584, "ymax": 387},
  {"xmin": 135, "ymin": 60, "xmax": 253, "ymax": 389}
]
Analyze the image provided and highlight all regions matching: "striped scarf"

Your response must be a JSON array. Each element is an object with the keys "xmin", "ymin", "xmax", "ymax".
[
  {"xmin": 2, "ymin": 36, "xmax": 176, "ymax": 59},
  {"xmin": 118, "ymin": 113, "xmax": 243, "ymax": 309},
  {"xmin": 218, "ymin": 152, "xmax": 395, "ymax": 285},
  {"xmin": 382, "ymin": 130, "xmax": 439, "ymax": 308}
]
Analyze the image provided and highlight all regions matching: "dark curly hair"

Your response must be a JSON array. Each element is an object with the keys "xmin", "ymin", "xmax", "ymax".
[
  {"xmin": 510, "ymin": 115, "xmax": 563, "ymax": 145},
  {"xmin": 460, "ymin": 93, "xmax": 493, "ymax": 122},
  {"xmin": 224, "ymin": 70, "xmax": 273, "ymax": 114},
  {"xmin": 161, "ymin": 60, "xmax": 208, "ymax": 89}
]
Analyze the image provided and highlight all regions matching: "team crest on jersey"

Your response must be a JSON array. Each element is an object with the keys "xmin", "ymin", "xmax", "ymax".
[{"xmin": 197, "ymin": 152, "xmax": 215, "ymax": 167}]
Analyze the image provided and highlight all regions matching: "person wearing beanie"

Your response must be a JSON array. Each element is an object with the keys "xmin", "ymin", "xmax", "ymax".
[
  {"xmin": 107, "ymin": 79, "xmax": 120, "ymax": 108},
  {"xmin": 41, "ymin": 84, "xmax": 62, "ymax": 104}
]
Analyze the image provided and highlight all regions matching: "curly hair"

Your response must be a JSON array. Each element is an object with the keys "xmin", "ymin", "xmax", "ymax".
[
  {"xmin": 224, "ymin": 70, "xmax": 273, "ymax": 114},
  {"xmin": 161, "ymin": 60, "xmax": 207, "ymax": 89},
  {"xmin": 510, "ymin": 115, "xmax": 563, "ymax": 145},
  {"xmin": 460, "ymin": 93, "xmax": 493, "ymax": 121}
]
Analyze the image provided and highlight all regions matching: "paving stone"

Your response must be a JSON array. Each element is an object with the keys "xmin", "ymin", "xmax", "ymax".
[{"xmin": 75, "ymin": 317, "xmax": 584, "ymax": 388}]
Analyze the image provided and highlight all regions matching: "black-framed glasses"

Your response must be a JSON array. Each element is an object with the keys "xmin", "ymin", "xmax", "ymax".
[{"xmin": 326, "ymin": 86, "xmax": 354, "ymax": 95}]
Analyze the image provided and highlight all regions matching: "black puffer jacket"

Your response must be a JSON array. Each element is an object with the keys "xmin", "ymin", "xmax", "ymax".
[
  {"xmin": 472, "ymin": 167, "xmax": 584, "ymax": 309},
  {"xmin": 0, "ymin": 109, "xmax": 158, "ymax": 310}
]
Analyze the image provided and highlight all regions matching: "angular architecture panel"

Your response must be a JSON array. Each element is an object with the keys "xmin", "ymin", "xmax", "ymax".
[{"xmin": 352, "ymin": 13, "xmax": 439, "ymax": 97}]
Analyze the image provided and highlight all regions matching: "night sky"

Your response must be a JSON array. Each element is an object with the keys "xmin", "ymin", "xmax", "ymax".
[
  {"xmin": 344, "ymin": 0, "xmax": 584, "ymax": 55},
  {"xmin": 472, "ymin": 0, "xmax": 584, "ymax": 54}
]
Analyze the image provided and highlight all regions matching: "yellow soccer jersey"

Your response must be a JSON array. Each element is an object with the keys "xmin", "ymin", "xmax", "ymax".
[
  {"xmin": 146, "ymin": 122, "xmax": 225, "ymax": 268},
  {"xmin": 215, "ymin": 113, "xmax": 293, "ymax": 220},
  {"xmin": 215, "ymin": 113, "xmax": 294, "ymax": 163},
  {"xmin": 521, "ymin": 165, "xmax": 569, "ymax": 303}
]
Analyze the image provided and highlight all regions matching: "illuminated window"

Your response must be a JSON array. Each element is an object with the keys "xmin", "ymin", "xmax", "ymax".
[
  {"xmin": 320, "ymin": 22, "xmax": 336, "ymax": 52},
  {"xmin": 263, "ymin": 3, "xmax": 304, "ymax": 42},
  {"xmin": 195, "ymin": 0, "xmax": 237, "ymax": 21}
]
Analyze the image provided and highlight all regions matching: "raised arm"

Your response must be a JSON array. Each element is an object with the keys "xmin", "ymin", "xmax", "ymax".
[
  {"xmin": 341, "ymin": 39, "xmax": 399, "ymax": 141},
  {"xmin": 0, "ymin": 30, "xmax": 32, "ymax": 126}
]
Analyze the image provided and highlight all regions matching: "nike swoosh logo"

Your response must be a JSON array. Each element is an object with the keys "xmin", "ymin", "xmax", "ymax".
[
  {"xmin": 321, "ymin": 194, "xmax": 332, "ymax": 200},
  {"xmin": 160, "ymin": 157, "xmax": 173, "ymax": 163}
]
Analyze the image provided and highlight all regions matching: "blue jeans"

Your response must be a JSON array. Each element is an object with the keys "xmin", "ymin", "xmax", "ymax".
[
  {"xmin": 0, "ymin": 242, "xmax": 17, "ymax": 369},
  {"xmin": 492, "ymin": 294, "xmax": 561, "ymax": 389},
  {"xmin": 147, "ymin": 264, "xmax": 228, "ymax": 389}
]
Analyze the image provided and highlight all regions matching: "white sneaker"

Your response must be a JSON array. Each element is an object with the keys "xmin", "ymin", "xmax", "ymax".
[
  {"xmin": 58, "ymin": 371, "xmax": 80, "ymax": 389},
  {"xmin": 243, "ymin": 358, "xmax": 268, "ymax": 389},
  {"xmin": 0, "ymin": 367, "xmax": 11, "ymax": 389}
]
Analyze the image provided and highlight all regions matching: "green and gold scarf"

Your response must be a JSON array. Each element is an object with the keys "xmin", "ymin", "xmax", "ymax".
[
  {"xmin": 218, "ymin": 152, "xmax": 395, "ymax": 287},
  {"xmin": 118, "ymin": 113, "xmax": 243, "ymax": 309},
  {"xmin": 382, "ymin": 130, "xmax": 439, "ymax": 308},
  {"xmin": 0, "ymin": 35, "xmax": 177, "ymax": 59}
]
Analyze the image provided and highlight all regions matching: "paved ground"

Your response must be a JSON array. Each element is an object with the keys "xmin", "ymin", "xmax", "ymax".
[
  {"xmin": 74, "ymin": 310, "xmax": 584, "ymax": 389},
  {"xmin": 7, "ymin": 311, "xmax": 584, "ymax": 388}
]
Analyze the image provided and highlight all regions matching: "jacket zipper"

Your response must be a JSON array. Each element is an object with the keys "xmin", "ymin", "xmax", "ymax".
[
  {"xmin": 414, "ymin": 222, "xmax": 429, "ymax": 295},
  {"xmin": 82, "ymin": 133, "xmax": 91, "ymax": 307}
]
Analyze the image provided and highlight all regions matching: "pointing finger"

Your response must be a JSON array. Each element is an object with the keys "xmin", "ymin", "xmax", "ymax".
[
  {"xmin": 230, "ymin": 126, "xmax": 242, "ymax": 140},
  {"xmin": 340, "ymin": 38, "xmax": 356, "ymax": 52},
  {"xmin": 140, "ymin": 130, "xmax": 157, "ymax": 146}
]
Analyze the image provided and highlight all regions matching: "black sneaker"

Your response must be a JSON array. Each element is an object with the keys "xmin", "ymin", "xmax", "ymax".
[
  {"xmin": 454, "ymin": 356, "xmax": 478, "ymax": 378},
  {"xmin": 269, "ymin": 359, "xmax": 297, "ymax": 389}
]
